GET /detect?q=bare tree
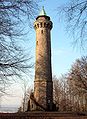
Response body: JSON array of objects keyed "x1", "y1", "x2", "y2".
[
  {"x1": 53, "y1": 71, "x2": 87, "y2": 112},
  {"x1": 67, "y1": 56, "x2": 87, "y2": 92},
  {"x1": 21, "y1": 84, "x2": 32, "y2": 112},
  {"x1": 53, "y1": 75, "x2": 69, "y2": 111},
  {"x1": 58, "y1": 0, "x2": 87, "y2": 50},
  {"x1": 66, "y1": 56, "x2": 87, "y2": 111},
  {"x1": 0, "y1": 0, "x2": 39, "y2": 94},
  {"x1": 53, "y1": 76, "x2": 63, "y2": 110}
]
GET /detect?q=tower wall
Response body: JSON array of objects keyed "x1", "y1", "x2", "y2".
[{"x1": 34, "y1": 16, "x2": 53, "y2": 110}]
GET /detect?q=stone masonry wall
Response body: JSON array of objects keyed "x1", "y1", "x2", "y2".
[{"x1": 33, "y1": 15, "x2": 53, "y2": 111}]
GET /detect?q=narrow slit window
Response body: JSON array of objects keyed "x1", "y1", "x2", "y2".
[
  {"x1": 41, "y1": 30, "x2": 43, "y2": 34},
  {"x1": 32, "y1": 104, "x2": 33, "y2": 108},
  {"x1": 40, "y1": 23, "x2": 42, "y2": 27},
  {"x1": 37, "y1": 41, "x2": 38, "y2": 45}
]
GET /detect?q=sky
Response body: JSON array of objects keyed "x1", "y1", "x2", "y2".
[
  {"x1": 39, "y1": 0, "x2": 86, "y2": 76},
  {"x1": 0, "y1": 0, "x2": 87, "y2": 110}
]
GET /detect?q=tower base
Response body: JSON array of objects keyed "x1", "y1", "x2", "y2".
[{"x1": 27, "y1": 92, "x2": 58, "y2": 111}]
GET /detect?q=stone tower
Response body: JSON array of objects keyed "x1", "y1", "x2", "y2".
[{"x1": 29, "y1": 7, "x2": 53, "y2": 111}]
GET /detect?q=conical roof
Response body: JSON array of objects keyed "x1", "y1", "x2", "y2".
[
  {"x1": 36, "y1": 6, "x2": 50, "y2": 20},
  {"x1": 39, "y1": 6, "x2": 47, "y2": 16}
]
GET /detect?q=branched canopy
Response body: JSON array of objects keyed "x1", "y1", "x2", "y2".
[
  {"x1": 59, "y1": 0, "x2": 87, "y2": 50},
  {"x1": 67, "y1": 56, "x2": 87, "y2": 93},
  {"x1": 0, "y1": 0, "x2": 39, "y2": 94}
]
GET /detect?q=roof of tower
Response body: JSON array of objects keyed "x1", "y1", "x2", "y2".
[
  {"x1": 39, "y1": 6, "x2": 47, "y2": 16},
  {"x1": 36, "y1": 6, "x2": 50, "y2": 20}
]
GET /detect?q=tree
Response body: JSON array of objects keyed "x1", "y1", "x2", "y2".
[
  {"x1": 0, "y1": 0, "x2": 39, "y2": 94},
  {"x1": 19, "y1": 76, "x2": 33, "y2": 112},
  {"x1": 67, "y1": 56, "x2": 87, "y2": 111},
  {"x1": 21, "y1": 86, "x2": 33, "y2": 112},
  {"x1": 53, "y1": 75, "x2": 71, "y2": 111},
  {"x1": 67, "y1": 56, "x2": 87, "y2": 92},
  {"x1": 59, "y1": 0, "x2": 87, "y2": 50},
  {"x1": 53, "y1": 75, "x2": 63, "y2": 110},
  {"x1": 53, "y1": 72, "x2": 87, "y2": 112}
]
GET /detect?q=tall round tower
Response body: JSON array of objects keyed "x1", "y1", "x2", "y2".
[
  {"x1": 29, "y1": 7, "x2": 53, "y2": 111},
  {"x1": 34, "y1": 7, "x2": 53, "y2": 111}
]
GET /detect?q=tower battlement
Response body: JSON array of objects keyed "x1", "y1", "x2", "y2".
[{"x1": 34, "y1": 17, "x2": 52, "y2": 30}]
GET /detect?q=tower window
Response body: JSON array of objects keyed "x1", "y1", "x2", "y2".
[
  {"x1": 37, "y1": 41, "x2": 38, "y2": 45},
  {"x1": 34, "y1": 25, "x2": 36, "y2": 28},
  {"x1": 40, "y1": 22, "x2": 42, "y2": 27},
  {"x1": 37, "y1": 24, "x2": 39, "y2": 28},
  {"x1": 41, "y1": 30, "x2": 43, "y2": 34},
  {"x1": 44, "y1": 23, "x2": 46, "y2": 27}
]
